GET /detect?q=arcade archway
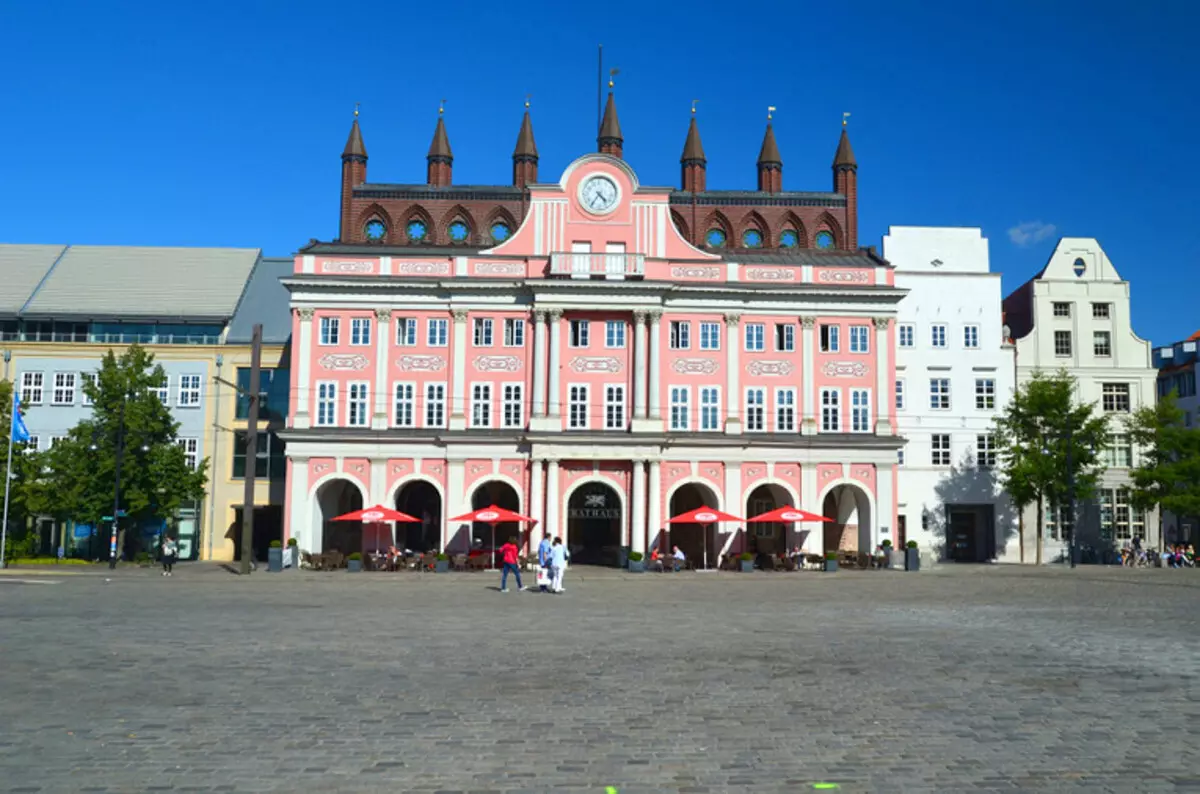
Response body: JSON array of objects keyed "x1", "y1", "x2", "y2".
[
  {"x1": 745, "y1": 483, "x2": 793, "y2": 556},
  {"x1": 316, "y1": 478, "x2": 365, "y2": 554},
  {"x1": 566, "y1": 481, "x2": 623, "y2": 566},
  {"x1": 395, "y1": 480, "x2": 442, "y2": 552},
  {"x1": 470, "y1": 480, "x2": 521, "y2": 552},
  {"x1": 822, "y1": 483, "x2": 872, "y2": 552},
  {"x1": 667, "y1": 481, "x2": 720, "y2": 568}
]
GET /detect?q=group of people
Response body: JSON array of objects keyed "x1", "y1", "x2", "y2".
[
  {"x1": 1163, "y1": 544, "x2": 1196, "y2": 568},
  {"x1": 648, "y1": 545, "x2": 687, "y2": 571},
  {"x1": 495, "y1": 535, "x2": 569, "y2": 593},
  {"x1": 1118, "y1": 536, "x2": 1195, "y2": 568}
]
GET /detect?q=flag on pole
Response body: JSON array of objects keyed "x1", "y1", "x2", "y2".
[{"x1": 11, "y1": 392, "x2": 30, "y2": 444}]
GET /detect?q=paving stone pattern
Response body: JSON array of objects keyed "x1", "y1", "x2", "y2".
[{"x1": 0, "y1": 565, "x2": 1198, "y2": 793}]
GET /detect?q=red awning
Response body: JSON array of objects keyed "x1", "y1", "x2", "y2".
[
  {"x1": 745, "y1": 506, "x2": 831, "y2": 524},
  {"x1": 332, "y1": 505, "x2": 420, "y2": 523},
  {"x1": 449, "y1": 504, "x2": 538, "y2": 525},
  {"x1": 666, "y1": 506, "x2": 744, "y2": 524}
]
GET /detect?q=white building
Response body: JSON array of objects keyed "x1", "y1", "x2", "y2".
[
  {"x1": 1003, "y1": 237, "x2": 1160, "y2": 559},
  {"x1": 884, "y1": 227, "x2": 1017, "y2": 562},
  {"x1": 1152, "y1": 331, "x2": 1200, "y2": 546}
]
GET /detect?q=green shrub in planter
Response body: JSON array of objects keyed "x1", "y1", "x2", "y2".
[
  {"x1": 287, "y1": 538, "x2": 298, "y2": 547},
  {"x1": 738, "y1": 551, "x2": 755, "y2": 572},
  {"x1": 348, "y1": 552, "x2": 362, "y2": 560},
  {"x1": 627, "y1": 550, "x2": 645, "y2": 572},
  {"x1": 628, "y1": 551, "x2": 644, "y2": 562},
  {"x1": 824, "y1": 550, "x2": 838, "y2": 572},
  {"x1": 434, "y1": 552, "x2": 449, "y2": 573},
  {"x1": 904, "y1": 540, "x2": 920, "y2": 571},
  {"x1": 906, "y1": 540, "x2": 918, "y2": 549},
  {"x1": 346, "y1": 551, "x2": 363, "y2": 573},
  {"x1": 269, "y1": 539, "x2": 282, "y2": 549},
  {"x1": 267, "y1": 540, "x2": 285, "y2": 571},
  {"x1": 881, "y1": 539, "x2": 893, "y2": 549}
]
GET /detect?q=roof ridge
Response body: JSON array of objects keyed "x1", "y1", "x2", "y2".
[{"x1": 19, "y1": 244, "x2": 70, "y2": 316}]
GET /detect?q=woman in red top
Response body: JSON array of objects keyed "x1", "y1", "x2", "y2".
[{"x1": 498, "y1": 537, "x2": 527, "y2": 593}]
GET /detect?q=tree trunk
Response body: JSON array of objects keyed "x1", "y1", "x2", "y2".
[
  {"x1": 1018, "y1": 511, "x2": 1025, "y2": 564},
  {"x1": 1035, "y1": 495, "x2": 1044, "y2": 566}
]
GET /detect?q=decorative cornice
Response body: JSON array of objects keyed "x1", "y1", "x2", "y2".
[
  {"x1": 633, "y1": 309, "x2": 648, "y2": 324},
  {"x1": 648, "y1": 310, "x2": 664, "y2": 325},
  {"x1": 546, "y1": 308, "x2": 564, "y2": 321},
  {"x1": 375, "y1": 308, "x2": 392, "y2": 321},
  {"x1": 799, "y1": 315, "x2": 817, "y2": 329},
  {"x1": 341, "y1": 154, "x2": 367, "y2": 165},
  {"x1": 724, "y1": 313, "x2": 741, "y2": 327},
  {"x1": 298, "y1": 308, "x2": 315, "y2": 321},
  {"x1": 451, "y1": 309, "x2": 469, "y2": 322},
  {"x1": 872, "y1": 316, "x2": 891, "y2": 330}
]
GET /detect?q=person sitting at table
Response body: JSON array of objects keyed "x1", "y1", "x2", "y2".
[{"x1": 672, "y1": 545, "x2": 686, "y2": 572}]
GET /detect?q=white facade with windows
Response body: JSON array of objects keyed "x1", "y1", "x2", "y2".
[
  {"x1": 884, "y1": 227, "x2": 1017, "y2": 562},
  {"x1": 1003, "y1": 237, "x2": 1160, "y2": 558}
]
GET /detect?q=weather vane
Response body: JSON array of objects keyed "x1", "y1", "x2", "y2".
[
  {"x1": 691, "y1": 99, "x2": 699, "y2": 115},
  {"x1": 439, "y1": 98, "x2": 446, "y2": 115},
  {"x1": 354, "y1": 102, "x2": 360, "y2": 118},
  {"x1": 843, "y1": 111, "x2": 851, "y2": 127},
  {"x1": 609, "y1": 67, "x2": 619, "y2": 89},
  {"x1": 525, "y1": 93, "x2": 531, "y2": 109},
  {"x1": 767, "y1": 105, "x2": 776, "y2": 121}
]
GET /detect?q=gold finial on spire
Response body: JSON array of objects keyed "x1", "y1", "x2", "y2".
[
  {"x1": 767, "y1": 105, "x2": 776, "y2": 121},
  {"x1": 608, "y1": 67, "x2": 619, "y2": 89},
  {"x1": 691, "y1": 99, "x2": 699, "y2": 115},
  {"x1": 354, "y1": 102, "x2": 360, "y2": 118},
  {"x1": 439, "y1": 98, "x2": 446, "y2": 115},
  {"x1": 842, "y1": 111, "x2": 851, "y2": 127},
  {"x1": 525, "y1": 93, "x2": 531, "y2": 109}
]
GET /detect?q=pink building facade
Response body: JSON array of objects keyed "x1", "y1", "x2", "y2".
[{"x1": 282, "y1": 155, "x2": 904, "y2": 565}]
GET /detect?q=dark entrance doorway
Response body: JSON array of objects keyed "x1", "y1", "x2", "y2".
[
  {"x1": 232, "y1": 506, "x2": 283, "y2": 562},
  {"x1": 946, "y1": 505, "x2": 994, "y2": 562},
  {"x1": 395, "y1": 480, "x2": 442, "y2": 552},
  {"x1": 668, "y1": 482, "x2": 720, "y2": 569},
  {"x1": 317, "y1": 479, "x2": 364, "y2": 554},
  {"x1": 566, "y1": 481, "x2": 622, "y2": 566},
  {"x1": 469, "y1": 480, "x2": 521, "y2": 555}
]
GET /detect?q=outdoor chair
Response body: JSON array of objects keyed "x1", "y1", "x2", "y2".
[
  {"x1": 301, "y1": 551, "x2": 317, "y2": 570},
  {"x1": 782, "y1": 556, "x2": 797, "y2": 572},
  {"x1": 452, "y1": 554, "x2": 468, "y2": 571}
]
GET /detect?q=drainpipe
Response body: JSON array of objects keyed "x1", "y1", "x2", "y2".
[{"x1": 207, "y1": 354, "x2": 223, "y2": 561}]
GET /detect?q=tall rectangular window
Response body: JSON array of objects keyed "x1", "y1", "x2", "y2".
[
  {"x1": 503, "y1": 318, "x2": 525, "y2": 347},
  {"x1": 605, "y1": 320, "x2": 625, "y2": 349},
  {"x1": 425, "y1": 383, "x2": 446, "y2": 427},
  {"x1": 1105, "y1": 433, "x2": 1132, "y2": 467},
  {"x1": 80, "y1": 372, "x2": 96, "y2": 406},
  {"x1": 347, "y1": 382, "x2": 369, "y2": 426},
  {"x1": 850, "y1": 388, "x2": 871, "y2": 432},
  {"x1": 929, "y1": 378, "x2": 950, "y2": 410},
  {"x1": 1054, "y1": 330, "x2": 1072, "y2": 357},
  {"x1": 896, "y1": 378, "x2": 906, "y2": 410},
  {"x1": 1102, "y1": 383, "x2": 1131, "y2": 412},
  {"x1": 819, "y1": 324, "x2": 839, "y2": 352},
  {"x1": 745, "y1": 388, "x2": 765, "y2": 432},
  {"x1": 316, "y1": 382, "x2": 337, "y2": 426},
  {"x1": 52, "y1": 372, "x2": 77, "y2": 405},
  {"x1": 744, "y1": 323, "x2": 765, "y2": 352},
  {"x1": 670, "y1": 321, "x2": 690, "y2": 350},
  {"x1": 930, "y1": 324, "x2": 947, "y2": 348},
  {"x1": 820, "y1": 388, "x2": 841, "y2": 432},
  {"x1": 1094, "y1": 331, "x2": 1112, "y2": 357},
  {"x1": 1092, "y1": 303, "x2": 1111, "y2": 319},
  {"x1": 605, "y1": 384, "x2": 625, "y2": 429},
  {"x1": 569, "y1": 319, "x2": 589, "y2": 348},
  {"x1": 471, "y1": 383, "x2": 492, "y2": 427},
  {"x1": 319, "y1": 317, "x2": 339, "y2": 345},
  {"x1": 975, "y1": 378, "x2": 995, "y2": 410},
  {"x1": 152, "y1": 376, "x2": 170, "y2": 405},
  {"x1": 393, "y1": 382, "x2": 415, "y2": 427},
  {"x1": 775, "y1": 388, "x2": 796, "y2": 432},
  {"x1": 898, "y1": 324, "x2": 914, "y2": 348},
  {"x1": 699, "y1": 322, "x2": 721, "y2": 350},
  {"x1": 396, "y1": 317, "x2": 417, "y2": 346},
  {"x1": 502, "y1": 383, "x2": 523, "y2": 428},
  {"x1": 963, "y1": 325, "x2": 979, "y2": 349},
  {"x1": 177, "y1": 438, "x2": 199, "y2": 470},
  {"x1": 774, "y1": 323, "x2": 795, "y2": 352},
  {"x1": 473, "y1": 318, "x2": 493, "y2": 347},
  {"x1": 1053, "y1": 302, "x2": 1071, "y2": 318},
  {"x1": 178, "y1": 375, "x2": 201, "y2": 407},
  {"x1": 700, "y1": 386, "x2": 720, "y2": 431},
  {"x1": 669, "y1": 386, "x2": 690, "y2": 431},
  {"x1": 931, "y1": 434, "x2": 951, "y2": 466},
  {"x1": 427, "y1": 318, "x2": 448, "y2": 347},
  {"x1": 350, "y1": 317, "x2": 371, "y2": 346},
  {"x1": 849, "y1": 325, "x2": 869, "y2": 353},
  {"x1": 20, "y1": 372, "x2": 44, "y2": 405},
  {"x1": 976, "y1": 434, "x2": 997, "y2": 467},
  {"x1": 568, "y1": 384, "x2": 589, "y2": 429}
]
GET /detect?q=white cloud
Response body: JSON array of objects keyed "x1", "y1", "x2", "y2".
[{"x1": 1007, "y1": 221, "x2": 1057, "y2": 247}]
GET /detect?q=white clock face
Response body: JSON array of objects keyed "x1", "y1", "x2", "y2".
[{"x1": 579, "y1": 175, "x2": 619, "y2": 215}]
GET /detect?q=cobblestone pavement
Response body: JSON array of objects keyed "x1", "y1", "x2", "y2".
[{"x1": 1, "y1": 564, "x2": 1198, "y2": 793}]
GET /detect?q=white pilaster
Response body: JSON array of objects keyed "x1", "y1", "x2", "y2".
[
  {"x1": 532, "y1": 310, "x2": 548, "y2": 418},
  {"x1": 446, "y1": 458, "x2": 466, "y2": 551},
  {"x1": 547, "y1": 309, "x2": 563, "y2": 419},
  {"x1": 874, "y1": 317, "x2": 893, "y2": 435},
  {"x1": 647, "y1": 459, "x2": 662, "y2": 551},
  {"x1": 801, "y1": 464, "x2": 822, "y2": 555},
  {"x1": 633, "y1": 310, "x2": 649, "y2": 419},
  {"x1": 544, "y1": 458, "x2": 560, "y2": 541},
  {"x1": 725, "y1": 313, "x2": 741, "y2": 434},
  {"x1": 372, "y1": 309, "x2": 391, "y2": 430},
  {"x1": 529, "y1": 458, "x2": 545, "y2": 549},
  {"x1": 631, "y1": 459, "x2": 646, "y2": 553},
  {"x1": 449, "y1": 309, "x2": 468, "y2": 430},
  {"x1": 295, "y1": 309, "x2": 314, "y2": 429},
  {"x1": 648, "y1": 311, "x2": 663, "y2": 421},
  {"x1": 289, "y1": 457, "x2": 309, "y2": 549},
  {"x1": 800, "y1": 315, "x2": 817, "y2": 435},
  {"x1": 875, "y1": 464, "x2": 894, "y2": 549},
  {"x1": 369, "y1": 458, "x2": 387, "y2": 508}
]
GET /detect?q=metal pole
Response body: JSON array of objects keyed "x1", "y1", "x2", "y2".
[
  {"x1": 239, "y1": 324, "x2": 263, "y2": 575},
  {"x1": 109, "y1": 398, "x2": 125, "y2": 569},
  {"x1": 1067, "y1": 426, "x2": 1076, "y2": 569},
  {"x1": 0, "y1": 402, "x2": 15, "y2": 569}
]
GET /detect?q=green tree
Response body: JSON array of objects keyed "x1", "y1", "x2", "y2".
[
  {"x1": 993, "y1": 370, "x2": 1111, "y2": 563},
  {"x1": 0, "y1": 379, "x2": 46, "y2": 560},
  {"x1": 42, "y1": 345, "x2": 208, "y2": 558},
  {"x1": 1126, "y1": 389, "x2": 1200, "y2": 528}
]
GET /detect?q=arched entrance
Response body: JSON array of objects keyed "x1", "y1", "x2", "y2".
[
  {"x1": 745, "y1": 484, "x2": 794, "y2": 557},
  {"x1": 668, "y1": 482, "x2": 720, "y2": 568},
  {"x1": 470, "y1": 480, "x2": 521, "y2": 554},
  {"x1": 822, "y1": 483, "x2": 872, "y2": 552},
  {"x1": 566, "y1": 481, "x2": 623, "y2": 566},
  {"x1": 316, "y1": 478, "x2": 365, "y2": 554},
  {"x1": 395, "y1": 480, "x2": 442, "y2": 552}
]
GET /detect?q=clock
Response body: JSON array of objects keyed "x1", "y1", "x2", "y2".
[{"x1": 579, "y1": 174, "x2": 620, "y2": 215}]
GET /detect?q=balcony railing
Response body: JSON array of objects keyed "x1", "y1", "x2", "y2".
[{"x1": 548, "y1": 251, "x2": 645, "y2": 279}]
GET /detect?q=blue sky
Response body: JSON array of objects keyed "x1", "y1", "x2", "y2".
[{"x1": 1, "y1": 0, "x2": 1197, "y2": 345}]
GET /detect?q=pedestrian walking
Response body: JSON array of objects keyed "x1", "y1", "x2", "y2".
[
  {"x1": 550, "y1": 536, "x2": 568, "y2": 593},
  {"x1": 498, "y1": 536, "x2": 527, "y2": 593},
  {"x1": 537, "y1": 533, "x2": 553, "y2": 592},
  {"x1": 160, "y1": 535, "x2": 178, "y2": 577}
]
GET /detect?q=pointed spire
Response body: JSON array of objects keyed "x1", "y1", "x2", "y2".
[
  {"x1": 833, "y1": 113, "x2": 856, "y2": 169},
  {"x1": 426, "y1": 101, "x2": 453, "y2": 187},
  {"x1": 680, "y1": 101, "x2": 706, "y2": 163},
  {"x1": 757, "y1": 106, "x2": 782, "y2": 166},
  {"x1": 597, "y1": 70, "x2": 623, "y2": 158},
  {"x1": 513, "y1": 97, "x2": 538, "y2": 158},
  {"x1": 428, "y1": 101, "x2": 453, "y2": 160},
  {"x1": 342, "y1": 103, "x2": 367, "y2": 160}
]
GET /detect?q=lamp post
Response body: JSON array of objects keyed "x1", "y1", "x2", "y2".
[{"x1": 108, "y1": 397, "x2": 127, "y2": 569}]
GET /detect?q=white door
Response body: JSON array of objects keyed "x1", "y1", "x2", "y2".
[
  {"x1": 571, "y1": 241, "x2": 591, "y2": 279},
  {"x1": 605, "y1": 242, "x2": 626, "y2": 280}
]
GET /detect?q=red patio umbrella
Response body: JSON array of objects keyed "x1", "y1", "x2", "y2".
[
  {"x1": 449, "y1": 505, "x2": 538, "y2": 570},
  {"x1": 666, "y1": 506, "x2": 744, "y2": 570},
  {"x1": 746, "y1": 506, "x2": 831, "y2": 556},
  {"x1": 333, "y1": 504, "x2": 420, "y2": 555}
]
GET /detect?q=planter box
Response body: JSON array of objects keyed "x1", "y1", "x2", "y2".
[
  {"x1": 739, "y1": 560, "x2": 755, "y2": 572},
  {"x1": 347, "y1": 559, "x2": 363, "y2": 573},
  {"x1": 905, "y1": 548, "x2": 920, "y2": 571},
  {"x1": 824, "y1": 558, "x2": 838, "y2": 572},
  {"x1": 627, "y1": 560, "x2": 645, "y2": 573},
  {"x1": 434, "y1": 559, "x2": 449, "y2": 573},
  {"x1": 284, "y1": 546, "x2": 298, "y2": 569},
  {"x1": 267, "y1": 547, "x2": 283, "y2": 573}
]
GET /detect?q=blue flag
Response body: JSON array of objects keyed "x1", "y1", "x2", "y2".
[{"x1": 11, "y1": 392, "x2": 30, "y2": 444}]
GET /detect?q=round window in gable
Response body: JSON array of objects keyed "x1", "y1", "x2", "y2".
[
  {"x1": 742, "y1": 229, "x2": 764, "y2": 248},
  {"x1": 449, "y1": 220, "x2": 470, "y2": 243},
  {"x1": 490, "y1": 222, "x2": 511, "y2": 243},
  {"x1": 406, "y1": 220, "x2": 428, "y2": 242},
  {"x1": 1073, "y1": 257, "x2": 1086, "y2": 277},
  {"x1": 815, "y1": 230, "x2": 835, "y2": 250},
  {"x1": 364, "y1": 219, "x2": 386, "y2": 241},
  {"x1": 706, "y1": 228, "x2": 727, "y2": 248},
  {"x1": 779, "y1": 230, "x2": 799, "y2": 248}
]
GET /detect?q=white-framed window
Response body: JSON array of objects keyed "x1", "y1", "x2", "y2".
[
  {"x1": 318, "y1": 316, "x2": 340, "y2": 346},
  {"x1": 347, "y1": 381, "x2": 369, "y2": 427},
  {"x1": 1054, "y1": 330, "x2": 1072, "y2": 357},
  {"x1": 568, "y1": 384, "x2": 589, "y2": 429},
  {"x1": 1053, "y1": 302, "x2": 1071, "y2": 318},
  {"x1": 745, "y1": 388, "x2": 765, "y2": 432},
  {"x1": 670, "y1": 320, "x2": 690, "y2": 350},
  {"x1": 819, "y1": 324, "x2": 839, "y2": 353},
  {"x1": 1102, "y1": 383, "x2": 1131, "y2": 413},
  {"x1": 775, "y1": 387, "x2": 796, "y2": 432},
  {"x1": 1105, "y1": 433, "x2": 1133, "y2": 468},
  {"x1": 896, "y1": 378, "x2": 906, "y2": 410},
  {"x1": 502, "y1": 383, "x2": 523, "y2": 428},
  {"x1": 605, "y1": 384, "x2": 625, "y2": 430},
  {"x1": 425, "y1": 382, "x2": 446, "y2": 428},
  {"x1": 931, "y1": 434, "x2": 951, "y2": 466},
  {"x1": 975, "y1": 378, "x2": 995, "y2": 410},
  {"x1": 23, "y1": 435, "x2": 39, "y2": 453},
  {"x1": 80, "y1": 372, "x2": 96, "y2": 406},
  {"x1": 427, "y1": 318, "x2": 448, "y2": 347},
  {"x1": 774, "y1": 323, "x2": 795, "y2": 352},
  {"x1": 19, "y1": 372, "x2": 43, "y2": 405},
  {"x1": 569, "y1": 319, "x2": 589, "y2": 348},
  {"x1": 177, "y1": 437, "x2": 199, "y2": 469},
  {"x1": 503, "y1": 318, "x2": 525, "y2": 347},
  {"x1": 350, "y1": 317, "x2": 372, "y2": 346},
  {"x1": 1045, "y1": 503, "x2": 1073, "y2": 541},
  {"x1": 1099, "y1": 488, "x2": 1143, "y2": 541},
  {"x1": 52, "y1": 372, "x2": 77, "y2": 405},
  {"x1": 396, "y1": 317, "x2": 417, "y2": 347},
  {"x1": 393, "y1": 382, "x2": 415, "y2": 427},
  {"x1": 850, "y1": 388, "x2": 871, "y2": 432},
  {"x1": 473, "y1": 317, "x2": 494, "y2": 347},
  {"x1": 820, "y1": 388, "x2": 841, "y2": 432},
  {"x1": 50, "y1": 435, "x2": 68, "y2": 448},
  {"x1": 152, "y1": 377, "x2": 170, "y2": 405},
  {"x1": 699, "y1": 322, "x2": 721, "y2": 350},
  {"x1": 471, "y1": 383, "x2": 492, "y2": 427},
  {"x1": 963, "y1": 324, "x2": 979, "y2": 349},
  {"x1": 976, "y1": 433, "x2": 997, "y2": 467},
  {"x1": 669, "y1": 386, "x2": 690, "y2": 431},
  {"x1": 605, "y1": 320, "x2": 625, "y2": 349},
  {"x1": 849, "y1": 325, "x2": 869, "y2": 353},
  {"x1": 930, "y1": 324, "x2": 947, "y2": 348},
  {"x1": 929, "y1": 378, "x2": 950, "y2": 410},
  {"x1": 744, "y1": 323, "x2": 765, "y2": 352},
  {"x1": 1094, "y1": 331, "x2": 1111, "y2": 357},
  {"x1": 898, "y1": 324, "x2": 914, "y2": 348},
  {"x1": 700, "y1": 386, "x2": 720, "y2": 431},
  {"x1": 316, "y1": 381, "x2": 337, "y2": 426},
  {"x1": 1092, "y1": 303, "x2": 1111, "y2": 319},
  {"x1": 178, "y1": 375, "x2": 201, "y2": 407}
]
